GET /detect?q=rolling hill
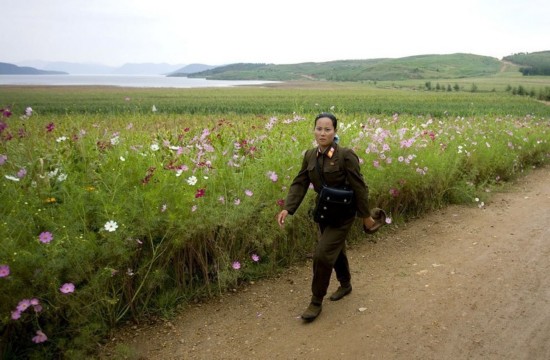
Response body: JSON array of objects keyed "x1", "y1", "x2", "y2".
[{"x1": 183, "y1": 53, "x2": 549, "y2": 82}]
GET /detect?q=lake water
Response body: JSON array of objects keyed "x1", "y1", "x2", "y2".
[{"x1": 0, "y1": 74, "x2": 279, "y2": 88}]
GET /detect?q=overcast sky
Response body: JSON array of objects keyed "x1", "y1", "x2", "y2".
[{"x1": 2, "y1": 0, "x2": 548, "y2": 66}]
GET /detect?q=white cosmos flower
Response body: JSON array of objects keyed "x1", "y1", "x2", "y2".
[
  {"x1": 47, "y1": 169, "x2": 59, "y2": 178},
  {"x1": 186, "y1": 176, "x2": 197, "y2": 186},
  {"x1": 56, "y1": 136, "x2": 67, "y2": 142},
  {"x1": 150, "y1": 143, "x2": 160, "y2": 151},
  {"x1": 57, "y1": 173, "x2": 67, "y2": 182},
  {"x1": 120, "y1": 156, "x2": 126, "y2": 161},
  {"x1": 5, "y1": 175, "x2": 20, "y2": 182},
  {"x1": 104, "y1": 220, "x2": 119, "y2": 232}
]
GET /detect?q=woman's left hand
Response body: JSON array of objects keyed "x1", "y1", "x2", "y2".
[{"x1": 277, "y1": 210, "x2": 289, "y2": 228}]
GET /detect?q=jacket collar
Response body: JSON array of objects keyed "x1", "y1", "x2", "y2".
[{"x1": 317, "y1": 142, "x2": 337, "y2": 159}]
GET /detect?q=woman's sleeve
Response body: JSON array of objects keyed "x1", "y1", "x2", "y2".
[
  {"x1": 344, "y1": 149, "x2": 371, "y2": 218},
  {"x1": 283, "y1": 150, "x2": 312, "y2": 215}
]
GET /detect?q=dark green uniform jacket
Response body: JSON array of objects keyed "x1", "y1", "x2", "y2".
[{"x1": 284, "y1": 143, "x2": 371, "y2": 219}]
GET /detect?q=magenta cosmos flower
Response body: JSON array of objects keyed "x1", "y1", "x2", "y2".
[
  {"x1": 0, "y1": 264, "x2": 9, "y2": 277},
  {"x1": 38, "y1": 231, "x2": 53, "y2": 244},
  {"x1": 32, "y1": 330, "x2": 48, "y2": 344},
  {"x1": 232, "y1": 261, "x2": 241, "y2": 270},
  {"x1": 59, "y1": 283, "x2": 75, "y2": 294}
]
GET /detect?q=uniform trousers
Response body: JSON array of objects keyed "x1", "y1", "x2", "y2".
[{"x1": 311, "y1": 216, "x2": 355, "y2": 304}]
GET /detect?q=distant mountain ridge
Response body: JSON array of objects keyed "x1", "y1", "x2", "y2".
[
  {"x1": 168, "y1": 63, "x2": 219, "y2": 76},
  {"x1": 11, "y1": 61, "x2": 194, "y2": 75},
  {"x1": 0, "y1": 62, "x2": 67, "y2": 75}
]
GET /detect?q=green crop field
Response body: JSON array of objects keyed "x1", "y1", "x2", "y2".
[{"x1": 1, "y1": 79, "x2": 549, "y2": 117}]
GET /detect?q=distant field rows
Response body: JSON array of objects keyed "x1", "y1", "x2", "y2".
[{"x1": 1, "y1": 82, "x2": 549, "y2": 117}]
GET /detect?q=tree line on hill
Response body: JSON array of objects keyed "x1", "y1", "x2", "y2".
[{"x1": 503, "y1": 51, "x2": 550, "y2": 76}]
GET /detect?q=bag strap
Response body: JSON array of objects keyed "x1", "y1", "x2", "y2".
[{"x1": 315, "y1": 154, "x2": 327, "y2": 188}]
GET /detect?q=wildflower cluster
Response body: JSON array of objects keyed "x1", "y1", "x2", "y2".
[{"x1": 231, "y1": 253, "x2": 261, "y2": 271}]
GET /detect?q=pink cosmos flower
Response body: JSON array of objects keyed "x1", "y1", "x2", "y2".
[
  {"x1": 232, "y1": 261, "x2": 241, "y2": 270},
  {"x1": 59, "y1": 283, "x2": 75, "y2": 294},
  {"x1": 0, "y1": 154, "x2": 7, "y2": 165},
  {"x1": 245, "y1": 190, "x2": 253, "y2": 197},
  {"x1": 0, "y1": 264, "x2": 9, "y2": 277},
  {"x1": 234, "y1": 198, "x2": 241, "y2": 205},
  {"x1": 30, "y1": 298, "x2": 42, "y2": 312},
  {"x1": 17, "y1": 168, "x2": 27, "y2": 179},
  {"x1": 38, "y1": 231, "x2": 53, "y2": 244},
  {"x1": 17, "y1": 299, "x2": 31, "y2": 312},
  {"x1": 267, "y1": 171, "x2": 278, "y2": 182},
  {"x1": 11, "y1": 310, "x2": 21, "y2": 320},
  {"x1": 32, "y1": 330, "x2": 48, "y2": 344},
  {"x1": 251, "y1": 254, "x2": 260, "y2": 262}
]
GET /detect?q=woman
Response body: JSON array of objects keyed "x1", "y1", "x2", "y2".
[{"x1": 277, "y1": 112, "x2": 377, "y2": 322}]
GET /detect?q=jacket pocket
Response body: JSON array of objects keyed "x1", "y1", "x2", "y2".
[{"x1": 322, "y1": 163, "x2": 342, "y2": 185}]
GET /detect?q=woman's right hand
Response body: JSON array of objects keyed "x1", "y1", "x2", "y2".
[
  {"x1": 277, "y1": 210, "x2": 289, "y2": 228},
  {"x1": 363, "y1": 216, "x2": 376, "y2": 230}
]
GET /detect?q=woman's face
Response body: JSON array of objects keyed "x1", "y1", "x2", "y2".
[{"x1": 314, "y1": 116, "x2": 336, "y2": 149}]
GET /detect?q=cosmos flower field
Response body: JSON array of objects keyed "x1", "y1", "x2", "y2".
[{"x1": 1, "y1": 85, "x2": 549, "y2": 357}]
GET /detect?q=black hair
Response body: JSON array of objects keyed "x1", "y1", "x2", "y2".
[{"x1": 314, "y1": 112, "x2": 337, "y2": 129}]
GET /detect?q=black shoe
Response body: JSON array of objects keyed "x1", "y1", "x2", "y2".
[
  {"x1": 301, "y1": 302, "x2": 322, "y2": 321},
  {"x1": 329, "y1": 286, "x2": 352, "y2": 301}
]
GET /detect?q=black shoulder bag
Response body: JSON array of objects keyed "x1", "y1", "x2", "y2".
[{"x1": 313, "y1": 154, "x2": 356, "y2": 224}]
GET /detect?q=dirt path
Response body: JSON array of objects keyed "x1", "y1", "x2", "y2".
[{"x1": 102, "y1": 166, "x2": 550, "y2": 360}]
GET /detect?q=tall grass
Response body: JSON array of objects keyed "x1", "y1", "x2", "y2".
[{"x1": 0, "y1": 87, "x2": 549, "y2": 358}]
